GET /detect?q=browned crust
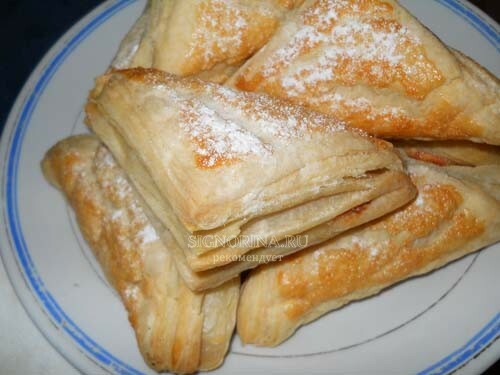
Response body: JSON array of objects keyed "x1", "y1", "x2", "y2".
[{"x1": 41, "y1": 135, "x2": 239, "y2": 373}]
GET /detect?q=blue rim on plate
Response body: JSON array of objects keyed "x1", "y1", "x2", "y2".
[{"x1": 1, "y1": 1, "x2": 499, "y2": 374}]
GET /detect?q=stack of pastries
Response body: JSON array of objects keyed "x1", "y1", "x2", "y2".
[{"x1": 41, "y1": 0, "x2": 500, "y2": 373}]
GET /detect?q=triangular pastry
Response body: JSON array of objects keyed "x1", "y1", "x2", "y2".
[
  {"x1": 85, "y1": 67, "x2": 416, "y2": 290},
  {"x1": 228, "y1": 0, "x2": 500, "y2": 144},
  {"x1": 41, "y1": 135, "x2": 239, "y2": 373},
  {"x1": 164, "y1": 167, "x2": 414, "y2": 291},
  {"x1": 112, "y1": 0, "x2": 304, "y2": 82},
  {"x1": 237, "y1": 153, "x2": 500, "y2": 346}
]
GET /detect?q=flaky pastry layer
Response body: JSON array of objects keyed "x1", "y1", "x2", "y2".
[
  {"x1": 42, "y1": 135, "x2": 239, "y2": 373},
  {"x1": 112, "y1": 0, "x2": 305, "y2": 82},
  {"x1": 238, "y1": 155, "x2": 500, "y2": 346},
  {"x1": 85, "y1": 68, "x2": 415, "y2": 277},
  {"x1": 228, "y1": 0, "x2": 500, "y2": 144}
]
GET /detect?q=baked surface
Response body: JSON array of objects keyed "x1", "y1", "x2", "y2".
[
  {"x1": 228, "y1": 0, "x2": 500, "y2": 144},
  {"x1": 112, "y1": 0, "x2": 304, "y2": 82},
  {"x1": 161, "y1": 167, "x2": 415, "y2": 290},
  {"x1": 237, "y1": 154, "x2": 500, "y2": 346},
  {"x1": 37, "y1": 0, "x2": 500, "y2": 370},
  {"x1": 85, "y1": 68, "x2": 417, "y2": 286},
  {"x1": 41, "y1": 135, "x2": 240, "y2": 373}
]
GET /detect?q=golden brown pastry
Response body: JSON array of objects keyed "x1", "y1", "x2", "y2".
[
  {"x1": 228, "y1": 0, "x2": 500, "y2": 144},
  {"x1": 399, "y1": 143, "x2": 500, "y2": 202},
  {"x1": 395, "y1": 140, "x2": 500, "y2": 166},
  {"x1": 85, "y1": 67, "x2": 416, "y2": 290},
  {"x1": 163, "y1": 167, "x2": 414, "y2": 291},
  {"x1": 112, "y1": 0, "x2": 304, "y2": 82},
  {"x1": 440, "y1": 164, "x2": 500, "y2": 202},
  {"x1": 41, "y1": 135, "x2": 239, "y2": 373},
  {"x1": 237, "y1": 154, "x2": 500, "y2": 347}
]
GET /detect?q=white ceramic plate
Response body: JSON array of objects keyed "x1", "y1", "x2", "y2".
[{"x1": 1, "y1": 1, "x2": 499, "y2": 374}]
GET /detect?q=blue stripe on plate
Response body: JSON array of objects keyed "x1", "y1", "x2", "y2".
[
  {"x1": 5, "y1": 0, "x2": 144, "y2": 373},
  {"x1": 436, "y1": 0, "x2": 500, "y2": 51},
  {"x1": 418, "y1": 314, "x2": 500, "y2": 375},
  {"x1": 3, "y1": 0, "x2": 500, "y2": 374}
]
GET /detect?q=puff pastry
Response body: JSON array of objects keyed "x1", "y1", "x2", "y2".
[
  {"x1": 399, "y1": 143, "x2": 500, "y2": 202},
  {"x1": 228, "y1": 0, "x2": 500, "y2": 144},
  {"x1": 85, "y1": 67, "x2": 416, "y2": 288},
  {"x1": 395, "y1": 140, "x2": 500, "y2": 166},
  {"x1": 112, "y1": 0, "x2": 304, "y2": 82},
  {"x1": 237, "y1": 154, "x2": 500, "y2": 346},
  {"x1": 41, "y1": 135, "x2": 239, "y2": 373}
]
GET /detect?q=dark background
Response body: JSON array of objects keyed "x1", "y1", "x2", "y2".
[
  {"x1": 0, "y1": 0, "x2": 498, "y2": 131},
  {"x1": 0, "y1": 0, "x2": 498, "y2": 374}
]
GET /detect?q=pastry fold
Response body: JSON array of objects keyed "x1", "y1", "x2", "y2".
[
  {"x1": 227, "y1": 0, "x2": 500, "y2": 144},
  {"x1": 394, "y1": 140, "x2": 500, "y2": 167},
  {"x1": 237, "y1": 154, "x2": 500, "y2": 347},
  {"x1": 397, "y1": 142, "x2": 500, "y2": 201},
  {"x1": 112, "y1": 0, "x2": 304, "y2": 82},
  {"x1": 85, "y1": 67, "x2": 416, "y2": 289},
  {"x1": 41, "y1": 135, "x2": 239, "y2": 373}
]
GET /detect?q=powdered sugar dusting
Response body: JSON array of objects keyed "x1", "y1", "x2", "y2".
[
  {"x1": 189, "y1": 0, "x2": 250, "y2": 68},
  {"x1": 214, "y1": 85, "x2": 346, "y2": 140},
  {"x1": 414, "y1": 194, "x2": 425, "y2": 207},
  {"x1": 411, "y1": 184, "x2": 435, "y2": 212},
  {"x1": 309, "y1": 91, "x2": 408, "y2": 119},
  {"x1": 310, "y1": 248, "x2": 326, "y2": 275},
  {"x1": 95, "y1": 150, "x2": 115, "y2": 168},
  {"x1": 177, "y1": 82, "x2": 345, "y2": 168},
  {"x1": 94, "y1": 147, "x2": 162, "y2": 252},
  {"x1": 96, "y1": 149, "x2": 134, "y2": 199},
  {"x1": 350, "y1": 235, "x2": 387, "y2": 258},
  {"x1": 111, "y1": 209, "x2": 124, "y2": 221},
  {"x1": 255, "y1": 0, "x2": 440, "y2": 99},
  {"x1": 180, "y1": 99, "x2": 272, "y2": 167},
  {"x1": 113, "y1": 175, "x2": 133, "y2": 199},
  {"x1": 145, "y1": 70, "x2": 346, "y2": 169},
  {"x1": 124, "y1": 284, "x2": 140, "y2": 302},
  {"x1": 274, "y1": 15, "x2": 418, "y2": 94},
  {"x1": 137, "y1": 224, "x2": 159, "y2": 245},
  {"x1": 369, "y1": 246, "x2": 380, "y2": 257}
]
